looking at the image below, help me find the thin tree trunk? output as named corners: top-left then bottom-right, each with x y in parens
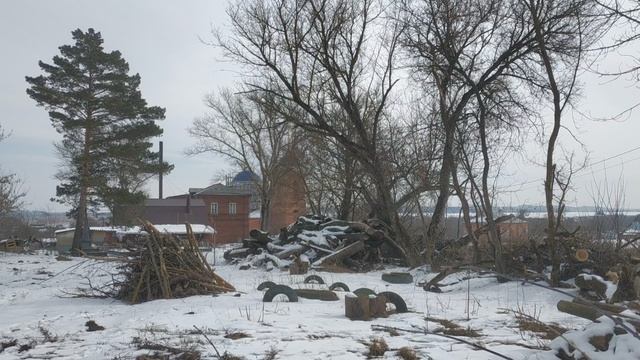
top-left (451, 166), bottom-right (480, 264)
top-left (531, 0), bottom-right (562, 286)
top-left (476, 95), bottom-right (506, 275)
top-left (426, 119), bottom-right (455, 268)
top-left (72, 124), bottom-right (92, 252)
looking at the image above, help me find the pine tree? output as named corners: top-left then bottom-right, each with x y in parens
top-left (26, 28), bottom-right (172, 252)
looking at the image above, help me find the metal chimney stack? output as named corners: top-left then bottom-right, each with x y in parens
top-left (159, 141), bottom-right (163, 199)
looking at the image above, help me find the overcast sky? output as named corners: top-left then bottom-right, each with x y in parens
top-left (1, 1), bottom-right (639, 212)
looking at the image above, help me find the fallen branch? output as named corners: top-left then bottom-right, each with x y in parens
top-left (371, 325), bottom-right (513, 360)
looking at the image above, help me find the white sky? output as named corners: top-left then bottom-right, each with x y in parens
top-left (0, 0), bottom-right (639, 212)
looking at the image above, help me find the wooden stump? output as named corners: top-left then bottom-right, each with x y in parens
top-left (345, 294), bottom-right (387, 320)
top-left (346, 294), bottom-right (370, 321)
top-left (575, 274), bottom-right (608, 300)
top-left (370, 294), bottom-right (388, 318)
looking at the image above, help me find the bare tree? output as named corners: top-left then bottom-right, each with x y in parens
top-left (216, 0), bottom-right (435, 263)
top-left (189, 88), bottom-right (299, 231)
top-left (590, 170), bottom-right (628, 249)
top-left (297, 133), bottom-right (366, 220)
top-left (526, 0), bottom-right (607, 286)
top-left (400, 0), bottom-right (553, 266)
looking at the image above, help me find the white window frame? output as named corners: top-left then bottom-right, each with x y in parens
top-left (210, 202), bottom-right (219, 215)
top-left (229, 202), bottom-right (237, 215)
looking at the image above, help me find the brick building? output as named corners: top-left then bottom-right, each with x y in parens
top-left (130, 169), bottom-right (306, 245)
top-left (186, 183), bottom-right (252, 244)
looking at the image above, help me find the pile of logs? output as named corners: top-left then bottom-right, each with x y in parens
top-left (224, 215), bottom-right (398, 272)
top-left (116, 222), bottom-right (235, 303)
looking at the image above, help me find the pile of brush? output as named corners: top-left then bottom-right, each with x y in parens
top-left (116, 222), bottom-right (234, 304)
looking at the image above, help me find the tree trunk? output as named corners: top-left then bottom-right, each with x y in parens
top-left (336, 151), bottom-right (356, 220)
top-left (426, 118), bottom-right (456, 268)
top-left (72, 115), bottom-right (93, 253)
top-left (451, 168), bottom-right (480, 264)
top-left (477, 98), bottom-right (506, 276)
top-left (531, 0), bottom-right (562, 287)
top-left (369, 163), bottom-right (415, 265)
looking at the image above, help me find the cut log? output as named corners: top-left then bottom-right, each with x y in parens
top-left (295, 289), bottom-right (339, 301)
top-left (557, 300), bottom-right (640, 331)
top-left (249, 229), bottom-right (271, 244)
top-left (334, 233), bottom-right (370, 243)
top-left (574, 296), bottom-right (626, 314)
top-left (557, 300), bottom-right (601, 322)
top-left (275, 244), bottom-right (308, 259)
top-left (345, 294), bottom-right (371, 320)
top-left (370, 295), bottom-right (388, 318)
top-left (314, 241), bottom-right (365, 267)
top-left (381, 272), bottom-right (414, 284)
top-left (575, 274), bottom-right (608, 300)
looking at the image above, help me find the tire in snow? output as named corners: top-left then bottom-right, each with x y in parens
top-left (263, 285), bottom-right (299, 302)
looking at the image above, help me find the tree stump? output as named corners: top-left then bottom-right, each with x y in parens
top-left (575, 274), bottom-right (608, 300)
top-left (345, 294), bottom-right (371, 320)
top-left (345, 294), bottom-right (388, 320)
top-left (370, 294), bottom-right (388, 318)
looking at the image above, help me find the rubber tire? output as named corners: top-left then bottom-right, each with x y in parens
top-left (303, 275), bottom-right (325, 284)
top-left (378, 291), bottom-right (408, 313)
top-left (381, 272), bottom-right (414, 284)
top-left (352, 288), bottom-right (376, 297)
top-left (329, 282), bottom-right (350, 292)
top-left (262, 285), bottom-right (298, 302)
top-left (257, 281), bottom-right (276, 291)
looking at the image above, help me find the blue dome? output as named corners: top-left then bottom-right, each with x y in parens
top-left (233, 170), bottom-right (259, 183)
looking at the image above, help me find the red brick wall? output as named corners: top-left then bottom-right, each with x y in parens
top-left (268, 172), bottom-right (306, 233)
top-left (248, 217), bottom-right (261, 231)
top-left (196, 194), bottom-right (250, 244)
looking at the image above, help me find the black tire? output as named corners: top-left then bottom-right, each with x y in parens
top-left (378, 291), bottom-right (408, 313)
top-left (303, 275), bottom-right (325, 285)
top-left (257, 281), bottom-right (276, 291)
top-left (352, 288), bottom-right (376, 297)
top-left (329, 282), bottom-right (350, 292)
top-left (381, 272), bottom-right (414, 284)
top-left (263, 285), bottom-right (299, 302)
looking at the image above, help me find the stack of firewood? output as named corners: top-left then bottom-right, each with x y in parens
top-left (224, 215), bottom-right (398, 271)
top-left (116, 222), bottom-right (235, 303)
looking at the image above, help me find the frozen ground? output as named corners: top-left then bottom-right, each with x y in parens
top-left (0, 251), bottom-right (594, 359)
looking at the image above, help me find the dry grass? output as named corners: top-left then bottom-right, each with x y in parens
top-left (397, 346), bottom-right (418, 360)
top-left (425, 317), bottom-right (481, 337)
top-left (262, 346), bottom-right (279, 360)
top-left (224, 331), bottom-right (250, 340)
top-left (515, 317), bottom-right (566, 340)
top-left (366, 337), bottom-right (389, 358)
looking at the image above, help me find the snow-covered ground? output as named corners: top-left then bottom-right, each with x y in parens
top-left (0, 251), bottom-right (596, 359)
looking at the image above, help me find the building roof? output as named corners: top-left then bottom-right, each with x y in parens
top-left (55, 224), bottom-right (215, 236)
top-left (145, 198), bottom-right (206, 207)
top-left (233, 170), bottom-right (260, 183)
top-left (190, 183), bottom-right (251, 196)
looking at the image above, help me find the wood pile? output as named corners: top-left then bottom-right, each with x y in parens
top-left (116, 222), bottom-right (234, 304)
top-left (223, 215), bottom-right (398, 272)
